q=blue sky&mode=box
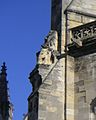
[0,0,51,120]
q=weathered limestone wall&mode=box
[38,58,65,120]
[36,30,65,120]
[74,53,96,120]
[61,1,96,119]
[37,55,75,120]
[67,56,75,120]
[28,30,66,120]
[69,0,96,14]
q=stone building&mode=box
[28,0,96,120]
[0,63,13,120]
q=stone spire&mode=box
[0,62,7,76]
[0,62,13,120]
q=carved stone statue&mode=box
[37,30,58,65]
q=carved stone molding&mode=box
[70,20,96,43]
[67,21,96,57]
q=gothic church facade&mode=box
[28,0,96,120]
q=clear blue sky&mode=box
[0,0,51,120]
